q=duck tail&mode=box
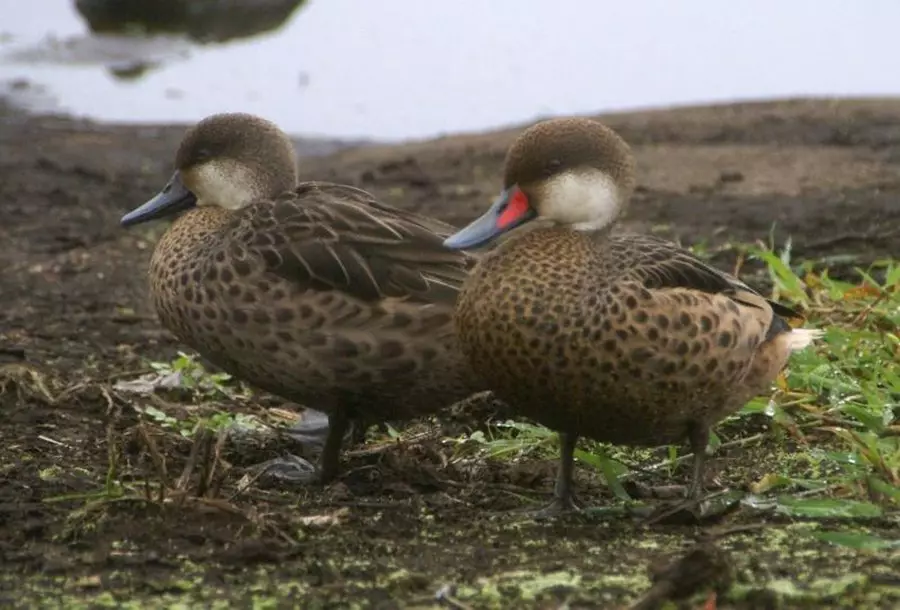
[787,328,824,351]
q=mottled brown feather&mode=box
[454,228,792,446]
[450,117,822,506]
[230,182,473,304]
[153,180,480,418]
[133,113,488,480]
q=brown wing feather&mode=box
[226,181,476,305]
[609,234,800,321]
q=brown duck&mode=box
[443,117,823,513]
[121,112,484,483]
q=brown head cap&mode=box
[503,117,636,198]
[175,113,295,171]
[173,113,299,206]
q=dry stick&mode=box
[138,423,169,502]
[53,370,145,404]
[176,426,211,500]
[37,435,71,448]
[228,467,268,502]
[343,431,435,458]
[619,399,841,483]
[205,426,231,499]
[700,522,769,541]
[641,488,737,527]
[617,432,767,482]
[195,428,216,498]
[99,385,116,414]
[435,585,474,610]
[105,406,121,497]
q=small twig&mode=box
[327,500,410,509]
[851,291,889,325]
[732,250,746,277]
[699,522,769,542]
[99,385,116,415]
[105,418,120,497]
[195,429,216,498]
[641,489,735,527]
[435,585,473,610]
[37,435,70,448]
[204,426,231,498]
[343,431,435,458]
[138,423,168,502]
[176,426,211,498]
[618,433,766,482]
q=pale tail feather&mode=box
[787,328,825,351]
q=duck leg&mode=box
[349,419,371,447]
[627,423,711,501]
[285,408,331,450]
[534,432,581,517]
[686,422,710,500]
[639,424,722,525]
[253,409,350,486]
[319,408,350,484]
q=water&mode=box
[2,0,900,141]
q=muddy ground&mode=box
[1,98,899,608]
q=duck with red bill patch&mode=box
[444,116,824,516]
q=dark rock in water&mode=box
[75,0,308,44]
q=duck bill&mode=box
[443,186,536,250]
[121,171,197,227]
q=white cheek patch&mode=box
[540,170,622,231]
[193,162,259,210]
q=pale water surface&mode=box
[1,0,899,140]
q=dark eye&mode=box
[545,159,562,175]
[195,148,212,162]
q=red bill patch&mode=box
[497,189,530,229]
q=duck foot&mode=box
[632,427,739,524]
[625,481,692,500]
[525,432,581,519]
[284,408,332,452]
[251,453,321,485]
[251,408,352,486]
[635,490,741,526]
[639,497,708,525]
[284,409,376,452]
[530,495,582,519]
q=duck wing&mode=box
[608,234,801,322]
[230,181,476,305]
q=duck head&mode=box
[121,113,299,227]
[443,117,636,250]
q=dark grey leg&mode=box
[686,423,709,500]
[348,419,374,446]
[637,423,718,525]
[319,408,350,484]
[534,432,581,517]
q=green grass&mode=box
[460,240,900,538]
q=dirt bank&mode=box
[1,98,899,608]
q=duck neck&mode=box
[150,207,232,272]
[171,206,232,236]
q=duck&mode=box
[442,117,823,514]
[121,112,486,483]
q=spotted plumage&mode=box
[122,113,485,482]
[443,117,824,513]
